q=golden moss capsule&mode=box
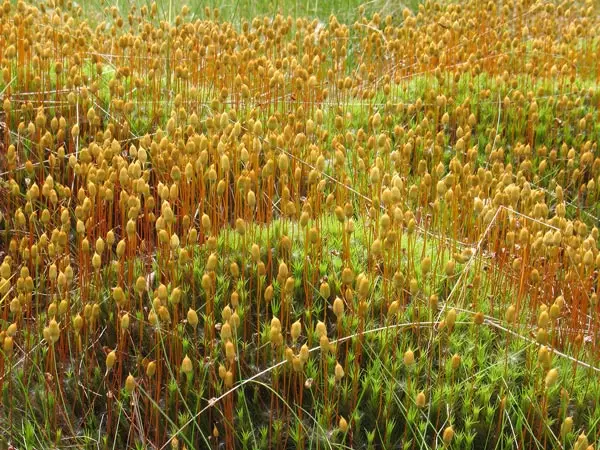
[473,312,485,325]
[121,313,130,331]
[181,355,193,375]
[404,349,415,366]
[106,350,116,371]
[416,391,426,408]
[6,323,17,337]
[224,371,234,388]
[545,368,559,388]
[442,426,454,445]
[187,308,199,328]
[560,416,573,438]
[225,341,235,362]
[445,259,456,277]
[146,361,157,378]
[125,374,135,393]
[264,285,274,303]
[451,353,461,370]
[334,362,344,381]
[135,276,146,295]
[505,304,516,323]
[339,416,348,433]
[333,297,344,319]
[446,308,456,329]
[573,432,588,450]
[3,336,14,355]
[291,320,301,342]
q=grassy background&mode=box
[82,0,424,24]
[2,0,599,449]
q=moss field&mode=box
[1,0,600,448]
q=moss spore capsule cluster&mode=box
[0,0,600,448]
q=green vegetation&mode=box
[0,0,599,449]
